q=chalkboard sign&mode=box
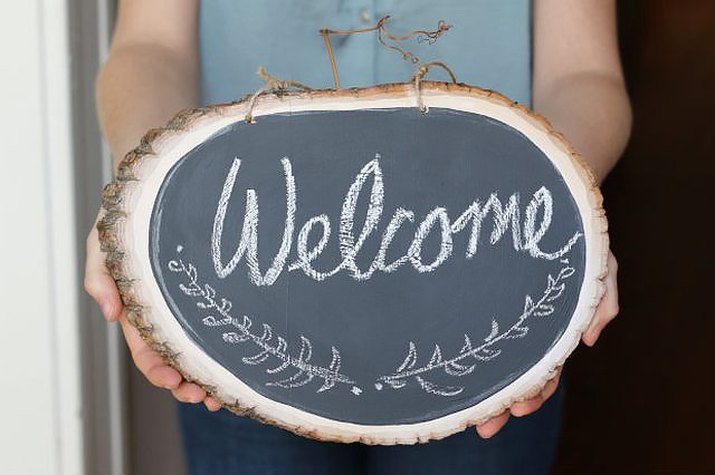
[100,82,607,444]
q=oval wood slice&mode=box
[99,82,608,445]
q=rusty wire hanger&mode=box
[319,15,451,90]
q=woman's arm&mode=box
[533,0,632,182]
[532,0,627,347]
[87,0,220,409]
[477,0,629,438]
[96,0,199,165]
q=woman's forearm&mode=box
[533,0,632,184]
[533,71,632,183]
[96,42,198,167]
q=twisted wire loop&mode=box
[411,61,458,114]
[245,65,313,123]
[320,15,451,90]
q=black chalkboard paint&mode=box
[149,108,585,425]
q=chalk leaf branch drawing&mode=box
[168,248,361,395]
[376,262,576,397]
[169,244,575,398]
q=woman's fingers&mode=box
[510,395,544,417]
[204,397,222,412]
[120,314,216,406]
[119,313,215,407]
[171,382,206,404]
[118,314,182,390]
[476,410,510,439]
[540,369,561,400]
[86,213,218,407]
[510,367,562,417]
[84,223,123,321]
[583,250,620,347]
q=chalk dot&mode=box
[374,383,383,391]
[351,386,363,396]
[177,245,184,253]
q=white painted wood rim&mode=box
[107,82,607,444]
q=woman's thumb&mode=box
[84,225,122,321]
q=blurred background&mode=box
[556,2,715,474]
[0,1,713,474]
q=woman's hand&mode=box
[475,249,619,438]
[582,250,619,346]
[89,0,203,411]
[84,214,222,412]
[486,0,629,443]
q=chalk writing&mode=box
[211,156,581,285]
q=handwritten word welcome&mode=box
[211,156,581,286]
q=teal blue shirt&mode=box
[199,0,531,106]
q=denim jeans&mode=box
[178,382,564,475]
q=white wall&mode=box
[0,0,84,474]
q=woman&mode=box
[85,1,629,473]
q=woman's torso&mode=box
[198,0,532,105]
